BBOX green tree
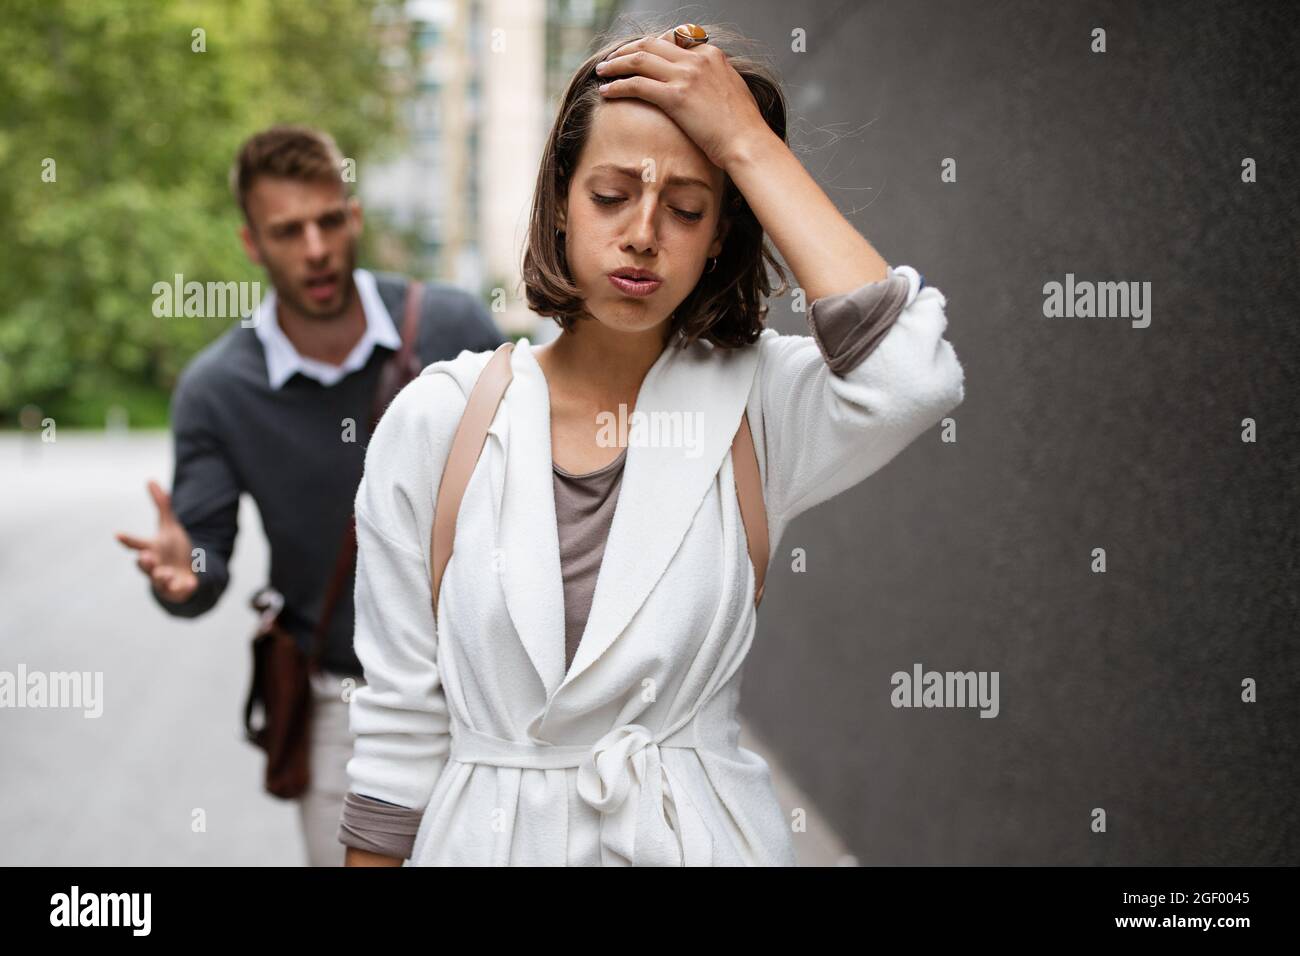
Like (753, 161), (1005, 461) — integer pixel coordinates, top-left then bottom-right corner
(0, 0), (401, 426)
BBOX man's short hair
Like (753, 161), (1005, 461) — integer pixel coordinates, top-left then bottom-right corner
(230, 125), (347, 223)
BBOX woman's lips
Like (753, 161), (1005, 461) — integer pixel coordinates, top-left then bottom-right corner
(608, 274), (663, 297)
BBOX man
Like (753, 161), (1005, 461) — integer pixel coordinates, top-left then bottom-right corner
(114, 125), (505, 865)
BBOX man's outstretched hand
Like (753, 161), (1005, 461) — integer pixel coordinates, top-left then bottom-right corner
(115, 479), (200, 604)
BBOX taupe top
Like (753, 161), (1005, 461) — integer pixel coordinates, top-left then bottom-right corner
(553, 446), (630, 671)
(337, 270), (918, 859)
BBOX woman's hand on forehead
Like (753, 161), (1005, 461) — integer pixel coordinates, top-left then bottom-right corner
(594, 29), (772, 172)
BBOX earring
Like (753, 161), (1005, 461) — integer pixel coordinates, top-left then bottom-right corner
(706, 256), (718, 273)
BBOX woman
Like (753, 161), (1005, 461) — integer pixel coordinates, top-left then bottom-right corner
(337, 20), (964, 866)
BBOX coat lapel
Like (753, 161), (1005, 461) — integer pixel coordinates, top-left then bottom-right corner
(551, 332), (761, 696)
(489, 340), (568, 698)
(489, 333), (760, 704)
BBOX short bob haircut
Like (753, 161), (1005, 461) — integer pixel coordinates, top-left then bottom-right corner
(521, 17), (791, 351)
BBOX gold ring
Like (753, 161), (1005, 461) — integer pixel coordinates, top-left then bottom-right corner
(672, 23), (709, 49)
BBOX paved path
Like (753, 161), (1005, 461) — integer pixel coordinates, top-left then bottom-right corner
(0, 431), (849, 865)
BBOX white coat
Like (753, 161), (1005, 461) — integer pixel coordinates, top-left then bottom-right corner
(345, 265), (965, 865)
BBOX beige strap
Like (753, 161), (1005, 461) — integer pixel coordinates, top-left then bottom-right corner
(430, 345), (769, 614)
(431, 342), (516, 615)
(732, 409), (769, 606)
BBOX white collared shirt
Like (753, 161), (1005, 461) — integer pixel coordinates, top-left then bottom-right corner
(251, 268), (402, 389)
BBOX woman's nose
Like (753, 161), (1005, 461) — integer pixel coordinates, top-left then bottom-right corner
(622, 201), (659, 254)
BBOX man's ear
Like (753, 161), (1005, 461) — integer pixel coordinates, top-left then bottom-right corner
(239, 223), (263, 266)
(348, 195), (363, 235)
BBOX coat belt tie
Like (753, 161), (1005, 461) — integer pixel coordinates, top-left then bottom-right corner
(449, 718), (714, 866)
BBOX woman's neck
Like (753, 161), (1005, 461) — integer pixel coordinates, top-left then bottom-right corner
(534, 317), (674, 409)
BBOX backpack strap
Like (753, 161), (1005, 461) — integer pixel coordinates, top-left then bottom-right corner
(732, 408), (769, 606)
(431, 342), (516, 616)
(429, 343), (769, 615)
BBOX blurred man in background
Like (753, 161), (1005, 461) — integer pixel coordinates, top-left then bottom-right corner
(114, 125), (504, 865)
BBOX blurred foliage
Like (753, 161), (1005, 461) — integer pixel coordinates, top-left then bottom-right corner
(0, 0), (402, 427)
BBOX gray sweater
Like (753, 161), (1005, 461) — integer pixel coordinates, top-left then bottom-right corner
(151, 272), (506, 676)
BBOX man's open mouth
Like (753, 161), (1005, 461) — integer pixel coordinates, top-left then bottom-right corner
(304, 273), (339, 302)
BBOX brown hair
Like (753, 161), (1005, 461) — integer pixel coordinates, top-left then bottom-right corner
(520, 17), (791, 350)
(230, 125), (348, 224)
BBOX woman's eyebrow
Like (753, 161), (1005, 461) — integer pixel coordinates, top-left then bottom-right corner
(588, 163), (714, 191)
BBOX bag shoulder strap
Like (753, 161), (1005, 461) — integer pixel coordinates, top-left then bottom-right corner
(732, 408), (769, 606)
(311, 280), (427, 666)
(429, 344), (769, 614)
(431, 341), (516, 614)
(397, 280), (424, 369)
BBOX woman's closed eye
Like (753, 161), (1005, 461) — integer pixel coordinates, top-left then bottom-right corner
(590, 193), (704, 223)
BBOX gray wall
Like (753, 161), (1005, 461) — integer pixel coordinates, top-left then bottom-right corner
(625, 0), (1299, 863)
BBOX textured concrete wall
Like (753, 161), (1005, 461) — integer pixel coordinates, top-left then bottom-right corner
(624, 0), (1299, 863)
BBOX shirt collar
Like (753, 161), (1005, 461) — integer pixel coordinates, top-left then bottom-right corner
(252, 268), (402, 390)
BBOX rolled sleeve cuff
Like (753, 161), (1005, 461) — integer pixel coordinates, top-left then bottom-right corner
(807, 265), (924, 376)
(337, 792), (424, 860)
